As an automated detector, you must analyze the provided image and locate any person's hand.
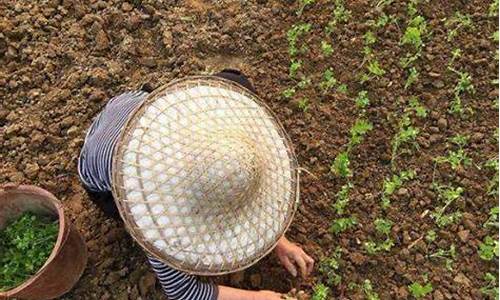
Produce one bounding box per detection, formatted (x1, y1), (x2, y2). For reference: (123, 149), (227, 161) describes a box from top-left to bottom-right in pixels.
(274, 237), (314, 279)
(255, 290), (294, 300)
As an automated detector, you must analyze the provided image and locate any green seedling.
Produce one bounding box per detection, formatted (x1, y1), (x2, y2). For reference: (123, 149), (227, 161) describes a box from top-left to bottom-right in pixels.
(452, 69), (475, 95)
(449, 48), (462, 66)
(483, 206), (499, 228)
(381, 169), (416, 208)
(401, 15), (427, 49)
(287, 23), (312, 56)
(450, 134), (469, 147)
(429, 244), (456, 271)
(289, 59), (302, 78)
(445, 12), (473, 41)
(334, 183), (352, 215)
(405, 67), (419, 89)
(362, 279), (380, 300)
(319, 68), (338, 92)
(435, 135), (471, 170)
(407, 0), (420, 17)
(364, 31), (377, 45)
(319, 247), (342, 286)
(374, 218), (393, 235)
(493, 30), (499, 43)
(337, 83), (348, 94)
(298, 98), (310, 112)
(408, 96), (428, 117)
(367, 60), (386, 77)
(408, 281), (433, 299)
(297, 76), (311, 89)
(321, 40), (334, 56)
(331, 151), (351, 178)
(480, 272), (499, 300)
(355, 91), (370, 109)
(391, 114), (419, 169)
(430, 184), (464, 228)
(297, 0), (315, 16)
(348, 119), (373, 150)
(425, 230), (437, 243)
(376, 0), (394, 8)
(325, 0), (351, 34)
(400, 52), (421, 69)
(485, 158), (499, 196)
(282, 87), (296, 99)
(0, 212), (59, 291)
(311, 283), (329, 300)
(490, 0), (499, 17)
(331, 217), (357, 235)
(478, 236), (499, 261)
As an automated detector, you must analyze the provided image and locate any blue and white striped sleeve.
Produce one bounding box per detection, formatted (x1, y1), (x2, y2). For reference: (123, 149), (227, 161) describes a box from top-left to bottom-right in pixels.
(77, 90), (219, 300)
(148, 257), (219, 300)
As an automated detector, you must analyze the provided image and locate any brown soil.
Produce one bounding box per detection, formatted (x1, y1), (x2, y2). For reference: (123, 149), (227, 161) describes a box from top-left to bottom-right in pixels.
(0, 0), (498, 299)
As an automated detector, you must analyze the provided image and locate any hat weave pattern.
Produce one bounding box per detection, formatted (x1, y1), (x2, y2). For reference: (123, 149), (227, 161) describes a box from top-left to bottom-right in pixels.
(112, 77), (299, 275)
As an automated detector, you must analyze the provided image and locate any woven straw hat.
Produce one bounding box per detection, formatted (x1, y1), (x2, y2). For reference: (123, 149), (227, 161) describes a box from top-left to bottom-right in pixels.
(112, 76), (299, 275)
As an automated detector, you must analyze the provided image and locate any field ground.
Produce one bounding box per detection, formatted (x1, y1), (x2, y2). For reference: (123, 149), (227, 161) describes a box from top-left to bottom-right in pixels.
(0, 0), (498, 299)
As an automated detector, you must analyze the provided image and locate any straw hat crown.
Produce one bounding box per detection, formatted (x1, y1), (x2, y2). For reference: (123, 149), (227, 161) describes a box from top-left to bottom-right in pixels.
(112, 76), (299, 274)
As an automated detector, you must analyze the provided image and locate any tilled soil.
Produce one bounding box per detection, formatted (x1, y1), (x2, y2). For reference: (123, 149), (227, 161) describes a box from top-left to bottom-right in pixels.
(0, 0), (498, 299)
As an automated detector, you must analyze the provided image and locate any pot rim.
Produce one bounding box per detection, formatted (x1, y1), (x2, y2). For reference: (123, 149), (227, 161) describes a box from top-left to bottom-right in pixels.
(0, 184), (68, 296)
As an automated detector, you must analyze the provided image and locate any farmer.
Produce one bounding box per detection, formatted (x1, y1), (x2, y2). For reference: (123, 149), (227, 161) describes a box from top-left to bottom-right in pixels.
(78, 70), (314, 300)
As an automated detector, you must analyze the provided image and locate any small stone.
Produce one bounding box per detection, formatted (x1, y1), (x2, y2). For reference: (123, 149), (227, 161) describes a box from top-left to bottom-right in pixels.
(457, 230), (470, 243)
(350, 252), (367, 265)
(397, 188), (409, 197)
(67, 126), (79, 136)
(428, 72), (441, 78)
(437, 118), (448, 130)
(415, 253), (425, 264)
(471, 132), (484, 143)
(162, 29), (173, 49)
(249, 273), (261, 287)
(396, 286), (408, 299)
(122, 2), (133, 11)
(95, 30), (110, 50)
(453, 273), (471, 287)
(432, 80), (445, 88)
(24, 162), (40, 179)
(104, 271), (121, 285)
(433, 290), (444, 300)
(139, 272), (156, 296)
(429, 126), (440, 133)
(89, 89), (106, 102)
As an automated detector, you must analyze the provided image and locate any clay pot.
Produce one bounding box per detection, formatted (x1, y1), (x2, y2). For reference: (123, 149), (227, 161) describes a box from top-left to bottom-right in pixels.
(0, 184), (88, 300)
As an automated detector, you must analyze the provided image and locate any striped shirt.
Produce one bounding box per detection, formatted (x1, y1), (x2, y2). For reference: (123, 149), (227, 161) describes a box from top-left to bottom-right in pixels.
(78, 91), (218, 300)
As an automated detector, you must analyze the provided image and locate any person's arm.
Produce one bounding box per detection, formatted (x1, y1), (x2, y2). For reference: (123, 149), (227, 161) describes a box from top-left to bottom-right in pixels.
(217, 286), (285, 300)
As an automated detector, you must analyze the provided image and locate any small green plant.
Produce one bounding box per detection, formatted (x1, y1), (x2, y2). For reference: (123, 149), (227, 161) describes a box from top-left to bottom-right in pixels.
(449, 48), (462, 66)
(321, 40), (334, 56)
(287, 23), (312, 56)
(364, 31), (377, 45)
(407, 0), (420, 16)
(297, 0), (315, 16)
(381, 169), (416, 208)
(484, 206), (499, 228)
(489, 0), (499, 17)
(401, 16), (427, 49)
(337, 83), (348, 94)
(331, 151), (351, 178)
(391, 114), (419, 168)
(430, 184), (464, 228)
(333, 183), (352, 215)
(289, 59), (302, 78)
(480, 272), (499, 300)
(319, 247), (342, 286)
(374, 218), (393, 235)
(408, 96), (428, 117)
(445, 12), (473, 41)
(331, 217), (357, 235)
(429, 244), (457, 270)
(325, 0), (351, 34)
(405, 67), (419, 89)
(297, 76), (311, 89)
(425, 230), (437, 243)
(348, 119), (373, 150)
(282, 87), (296, 99)
(367, 60), (386, 76)
(0, 212), (59, 291)
(435, 136), (471, 170)
(298, 97), (310, 112)
(485, 158), (499, 196)
(311, 283), (329, 300)
(362, 279), (380, 300)
(319, 68), (338, 92)
(478, 236), (499, 261)
(355, 91), (370, 109)
(408, 281), (433, 298)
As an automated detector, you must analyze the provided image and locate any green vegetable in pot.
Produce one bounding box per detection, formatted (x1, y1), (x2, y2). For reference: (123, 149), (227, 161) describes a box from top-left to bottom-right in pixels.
(0, 212), (59, 291)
